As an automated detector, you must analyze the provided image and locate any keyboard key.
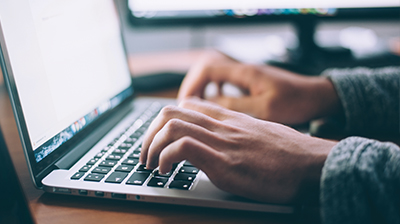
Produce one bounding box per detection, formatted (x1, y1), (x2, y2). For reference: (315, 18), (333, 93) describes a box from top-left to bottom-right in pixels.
(71, 172), (85, 180)
(126, 172), (150, 185)
(79, 165), (92, 172)
(179, 166), (199, 174)
(87, 158), (99, 165)
(124, 137), (137, 144)
(106, 154), (122, 161)
(130, 132), (142, 138)
(183, 161), (195, 167)
(92, 167), (112, 174)
(174, 173), (196, 182)
(118, 143), (133, 149)
(105, 172), (128, 184)
(109, 138), (119, 146)
(94, 152), (105, 158)
(112, 148), (128, 155)
(136, 164), (153, 173)
(153, 170), (172, 177)
(101, 147), (111, 153)
(172, 163), (179, 170)
(143, 120), (152, 128)
(84, 174), (105, 182)
(115, 165), (134, 172)
(122, 158), (139, 165)
(136, 127), (147, 134)
(128, 152), (140, 159)
(134, 147), (142, 153)
(99, 160), (117, 167)
(169, 181), (192, 190)
(147, 177), (168, 188)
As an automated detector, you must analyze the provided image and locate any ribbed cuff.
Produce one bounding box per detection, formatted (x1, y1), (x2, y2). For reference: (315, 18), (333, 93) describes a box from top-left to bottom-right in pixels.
(320, 137), (400, 224)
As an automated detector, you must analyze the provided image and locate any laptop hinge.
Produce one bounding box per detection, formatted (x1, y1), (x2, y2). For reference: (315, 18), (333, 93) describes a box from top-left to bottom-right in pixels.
(54, 103), (133, 170)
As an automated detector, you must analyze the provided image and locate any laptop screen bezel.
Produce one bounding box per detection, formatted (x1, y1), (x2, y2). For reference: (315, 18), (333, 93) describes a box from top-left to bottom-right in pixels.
(0, 0), (136, 188)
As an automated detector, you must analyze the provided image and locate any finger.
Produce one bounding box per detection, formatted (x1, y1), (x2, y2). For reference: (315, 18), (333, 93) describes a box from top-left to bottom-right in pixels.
(140, 105), (220, 164)
(145, 118), (218, 169)
(208, 96), (263, 118)
(178, 63), (210, 99)
(178, 97), (234, 121)
(158, 136), (225, 176)
(177, 50), (238, 99)
(178, 62), (254, 101)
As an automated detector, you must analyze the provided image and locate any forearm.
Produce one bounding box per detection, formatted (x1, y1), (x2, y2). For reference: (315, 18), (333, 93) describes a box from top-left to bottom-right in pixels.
(322, 66), (400, 136)
(320, 137), (400, 224)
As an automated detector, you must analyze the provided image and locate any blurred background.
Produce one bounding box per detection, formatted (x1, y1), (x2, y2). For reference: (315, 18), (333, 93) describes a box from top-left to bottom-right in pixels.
(1, 0), (399, 89)
(115, 0), (399, 80)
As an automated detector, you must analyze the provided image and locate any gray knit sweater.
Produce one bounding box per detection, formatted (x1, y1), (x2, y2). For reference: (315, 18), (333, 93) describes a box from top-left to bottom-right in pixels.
(321, 67), (400, 224)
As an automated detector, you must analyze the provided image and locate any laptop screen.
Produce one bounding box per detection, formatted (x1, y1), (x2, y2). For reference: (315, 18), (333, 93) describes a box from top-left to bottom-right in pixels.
(0, 0), (132, 163)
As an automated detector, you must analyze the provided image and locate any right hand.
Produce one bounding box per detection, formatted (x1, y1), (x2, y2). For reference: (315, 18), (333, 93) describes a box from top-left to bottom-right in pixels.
(178, 50), (341, 125)
(140, 98), (337, 204)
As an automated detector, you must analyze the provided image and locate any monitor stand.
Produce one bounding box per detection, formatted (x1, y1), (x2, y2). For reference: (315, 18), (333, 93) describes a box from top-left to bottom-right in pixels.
(268, 17), (400, 75)
(269, 17), (352, 75)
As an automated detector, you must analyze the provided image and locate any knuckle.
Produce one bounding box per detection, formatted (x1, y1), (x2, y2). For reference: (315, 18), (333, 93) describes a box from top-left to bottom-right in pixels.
(152, 130), (163, 143)
(159, 105), (178, 119)
(239, 64), (255, 74)
(179, 97), (202, 109)
(178, 98), (192, 108)
(178, 136), (194, 149)
(175, 136), (195, 154)
(164, 118), (184, 133)
(246, 65), (263, 82)
(191, 61), (210, 76)
(248, 64), (260, 74)
(199, 62), (212, 72)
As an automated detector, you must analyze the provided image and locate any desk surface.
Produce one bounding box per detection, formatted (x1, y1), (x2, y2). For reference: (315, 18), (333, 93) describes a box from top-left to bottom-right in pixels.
(0, 66), (303, 224)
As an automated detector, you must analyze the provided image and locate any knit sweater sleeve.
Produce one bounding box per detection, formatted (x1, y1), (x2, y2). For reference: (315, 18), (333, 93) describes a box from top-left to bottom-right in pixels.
(322, 66), (400, 136)
(320, 137), (400, 224)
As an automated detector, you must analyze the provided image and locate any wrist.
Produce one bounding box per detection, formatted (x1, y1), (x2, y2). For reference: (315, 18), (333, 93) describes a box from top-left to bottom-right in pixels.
(297, 137), (337, 205)
(305, 76), (342, 120)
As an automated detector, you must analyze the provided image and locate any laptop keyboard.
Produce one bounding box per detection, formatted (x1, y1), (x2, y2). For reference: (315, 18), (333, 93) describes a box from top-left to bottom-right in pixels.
(70, 102), (199, 191)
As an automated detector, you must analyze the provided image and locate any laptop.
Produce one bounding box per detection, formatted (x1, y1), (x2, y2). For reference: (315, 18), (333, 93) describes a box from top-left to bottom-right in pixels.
(0, 0), (293, 213)
(0, 127), (35, 224)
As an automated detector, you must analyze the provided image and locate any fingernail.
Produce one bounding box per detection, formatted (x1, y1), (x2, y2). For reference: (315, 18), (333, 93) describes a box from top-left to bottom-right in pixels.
(145, 163), (152, 170)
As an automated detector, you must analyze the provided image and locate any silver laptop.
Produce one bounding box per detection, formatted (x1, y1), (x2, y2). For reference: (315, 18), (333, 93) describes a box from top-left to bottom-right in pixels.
(0, 0), (293, 213)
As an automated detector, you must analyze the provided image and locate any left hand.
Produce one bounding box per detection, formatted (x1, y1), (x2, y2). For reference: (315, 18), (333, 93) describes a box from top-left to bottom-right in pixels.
(140, 97), (337, 204)
(178, 50), (341, 125)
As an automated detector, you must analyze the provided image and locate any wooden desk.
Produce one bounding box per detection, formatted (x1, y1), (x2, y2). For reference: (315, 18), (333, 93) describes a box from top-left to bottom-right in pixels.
(0, 63), (303, 224)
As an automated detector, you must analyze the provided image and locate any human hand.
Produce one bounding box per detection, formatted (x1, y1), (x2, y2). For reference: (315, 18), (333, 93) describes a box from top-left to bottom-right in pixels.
(178, 50), (341, 125)
(140, 98), (337, 204)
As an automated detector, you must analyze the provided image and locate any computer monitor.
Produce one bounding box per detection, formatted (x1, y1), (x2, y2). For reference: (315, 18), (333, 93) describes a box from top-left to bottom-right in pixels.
(128, 1), (399, 25)
(127, 0), (400, 74)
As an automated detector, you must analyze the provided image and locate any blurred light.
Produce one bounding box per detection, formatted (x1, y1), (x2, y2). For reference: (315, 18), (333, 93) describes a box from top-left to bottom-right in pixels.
(340, 27), (378, 51)
(264, 35), (286, 56)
